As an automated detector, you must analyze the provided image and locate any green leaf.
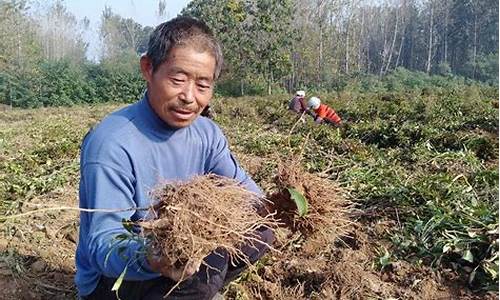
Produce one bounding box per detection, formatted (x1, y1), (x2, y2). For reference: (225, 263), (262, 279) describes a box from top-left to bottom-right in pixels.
(484, 261), (499, 278)
(114, 233), (130, 241)
(122, 218), (134, 233)
(379, 248), (392, 267)
(287, 188), (308, 217)
(462, 250), (474, 263)
(112, 265), (128, 294)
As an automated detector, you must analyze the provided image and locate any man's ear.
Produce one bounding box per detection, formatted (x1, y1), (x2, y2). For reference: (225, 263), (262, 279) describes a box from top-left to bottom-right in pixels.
(140, 55), (153, 82)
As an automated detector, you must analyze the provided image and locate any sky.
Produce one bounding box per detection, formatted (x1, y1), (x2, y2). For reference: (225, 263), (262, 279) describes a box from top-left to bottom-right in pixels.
(63, 0), (191, 60)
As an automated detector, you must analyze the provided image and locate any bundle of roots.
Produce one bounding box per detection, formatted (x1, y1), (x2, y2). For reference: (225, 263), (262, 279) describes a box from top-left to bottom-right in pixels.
(267, 157), (351, 238)
(138, 174), (278, 271)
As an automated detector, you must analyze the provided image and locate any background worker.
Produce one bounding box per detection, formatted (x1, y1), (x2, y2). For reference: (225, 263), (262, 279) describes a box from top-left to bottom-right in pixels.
(288, 90), (307, 114)
(307, 96), (342, 126)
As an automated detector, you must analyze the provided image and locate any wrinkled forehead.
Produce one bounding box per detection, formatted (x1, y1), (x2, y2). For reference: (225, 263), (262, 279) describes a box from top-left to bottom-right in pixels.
(174, 34), (217, 57)
(165, 46), (216, 80)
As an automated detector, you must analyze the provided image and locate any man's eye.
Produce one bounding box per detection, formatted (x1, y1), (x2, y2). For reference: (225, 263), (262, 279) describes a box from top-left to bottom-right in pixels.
(172, 78), (185, 84)
(197, 83), (211, 90)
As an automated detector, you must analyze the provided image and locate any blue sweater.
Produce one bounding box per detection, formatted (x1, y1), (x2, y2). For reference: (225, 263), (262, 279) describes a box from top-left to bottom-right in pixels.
(76, 95), (261, 296)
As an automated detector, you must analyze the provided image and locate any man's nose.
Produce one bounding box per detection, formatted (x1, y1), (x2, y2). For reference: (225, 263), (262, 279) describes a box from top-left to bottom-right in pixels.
(180, 81), (195, 104)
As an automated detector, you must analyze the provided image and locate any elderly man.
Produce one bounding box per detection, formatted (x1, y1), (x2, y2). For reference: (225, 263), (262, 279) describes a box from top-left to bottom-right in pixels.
(76, 16), (273, 300)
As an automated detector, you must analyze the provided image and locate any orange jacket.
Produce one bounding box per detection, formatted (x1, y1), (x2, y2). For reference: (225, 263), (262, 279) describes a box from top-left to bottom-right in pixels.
(313, 103), (341, 124)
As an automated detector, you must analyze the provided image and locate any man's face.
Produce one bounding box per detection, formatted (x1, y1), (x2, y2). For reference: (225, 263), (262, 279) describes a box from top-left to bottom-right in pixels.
(141, 46), (216, 128)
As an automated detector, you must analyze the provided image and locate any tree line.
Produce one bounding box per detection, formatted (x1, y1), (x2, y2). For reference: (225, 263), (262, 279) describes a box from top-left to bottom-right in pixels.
(0, 0), (149, 107)
(183, 0), (498, 94)
(0, 0), (497, 108)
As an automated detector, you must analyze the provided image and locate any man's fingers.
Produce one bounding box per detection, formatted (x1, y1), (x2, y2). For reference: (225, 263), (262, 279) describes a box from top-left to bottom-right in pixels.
(162, 266), (183, 282)
(147, 254), (172, 272)
(184, 259), (202, 276)
(158, 259), (202, 282)
(148, 249), (204, 282)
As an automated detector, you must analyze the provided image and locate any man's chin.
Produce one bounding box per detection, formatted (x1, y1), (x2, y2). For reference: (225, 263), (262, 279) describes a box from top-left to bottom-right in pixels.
(162, 109), (200, 127)
(164, 117), (196, 129)
(167, 121), (191, 129)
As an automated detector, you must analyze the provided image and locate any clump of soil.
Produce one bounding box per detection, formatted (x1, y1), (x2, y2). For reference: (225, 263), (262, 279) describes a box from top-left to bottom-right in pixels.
(139, 174), (278, 271)
(267, 157), (351, 240)
(229, 227), (467, 300)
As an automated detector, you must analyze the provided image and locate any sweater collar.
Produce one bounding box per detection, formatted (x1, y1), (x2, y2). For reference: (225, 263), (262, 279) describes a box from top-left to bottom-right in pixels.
(137, 92), (184, 136)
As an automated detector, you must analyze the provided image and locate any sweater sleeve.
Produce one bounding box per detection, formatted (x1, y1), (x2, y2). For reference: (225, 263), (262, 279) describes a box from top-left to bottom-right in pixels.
(79, 162), (159, 280)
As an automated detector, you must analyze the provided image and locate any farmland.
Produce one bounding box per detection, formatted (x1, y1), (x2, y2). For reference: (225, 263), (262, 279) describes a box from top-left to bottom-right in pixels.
(0, 84), (498, 299)
(1, 0), (498, 298)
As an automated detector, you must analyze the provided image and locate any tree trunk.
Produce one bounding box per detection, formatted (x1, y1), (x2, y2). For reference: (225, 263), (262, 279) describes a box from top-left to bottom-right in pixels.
(384, 7), (399, 74)
(124, 21), (137, 51)
(267, 61), (273, 95)
(395, 31), (405, 68)
(16, 25), (21, 68)
(409, 24), (414, 69)
(444, 0), (448, 63)
(379, 19), (388, 77)
(395, 0), (407, 68)
(345, 15), (350, 74)
(472, 14), (477, 78)
(426, 1), (434, 74)
(358, 8), (365, 72)
(318, 22), (323, 83)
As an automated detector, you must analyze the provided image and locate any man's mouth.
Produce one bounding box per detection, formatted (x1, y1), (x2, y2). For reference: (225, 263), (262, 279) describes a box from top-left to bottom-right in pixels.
(171, 108), (196, 121)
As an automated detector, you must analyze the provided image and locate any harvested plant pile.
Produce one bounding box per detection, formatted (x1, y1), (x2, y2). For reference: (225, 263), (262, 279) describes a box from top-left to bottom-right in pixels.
(139, 174), (278, 270)
(268, 157), (351, 239)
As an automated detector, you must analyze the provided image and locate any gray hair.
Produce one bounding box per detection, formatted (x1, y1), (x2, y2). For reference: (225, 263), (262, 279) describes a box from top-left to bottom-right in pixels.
(146, 16), (223, 79)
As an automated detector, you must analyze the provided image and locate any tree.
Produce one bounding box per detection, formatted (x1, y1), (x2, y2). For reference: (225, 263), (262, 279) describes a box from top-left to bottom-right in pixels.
(0, 0), (43, 107)
(34, 0), (88, 63)
(183, 0), (294, 95)
(183, 0), (255, 95)
(99, 6), (152, 62)
(250, 0), (294, 94)
(425, 0), (434, 74)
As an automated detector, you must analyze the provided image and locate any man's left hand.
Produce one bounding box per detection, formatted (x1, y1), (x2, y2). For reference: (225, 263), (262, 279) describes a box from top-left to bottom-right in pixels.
(148, 254), (202, 282)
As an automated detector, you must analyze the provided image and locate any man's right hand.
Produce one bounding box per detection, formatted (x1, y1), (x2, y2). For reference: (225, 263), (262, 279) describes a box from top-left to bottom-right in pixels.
(147, 254), (201, 282)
